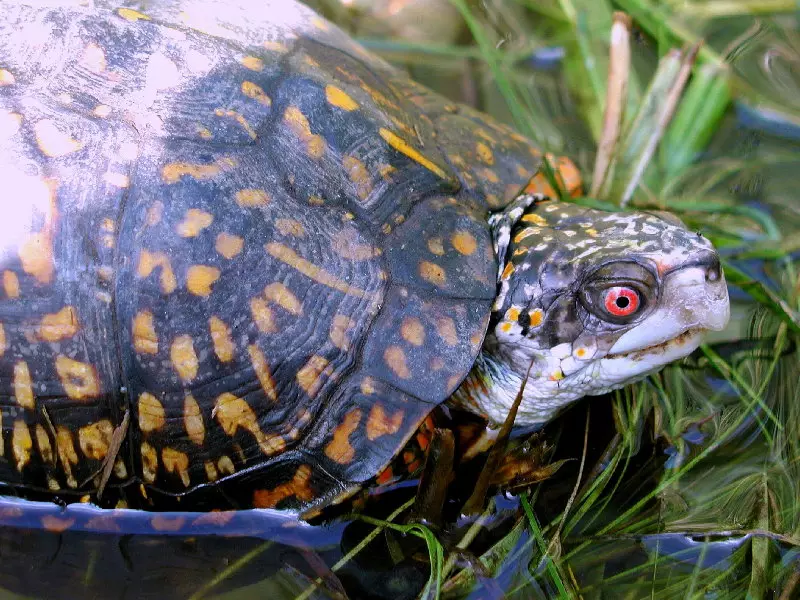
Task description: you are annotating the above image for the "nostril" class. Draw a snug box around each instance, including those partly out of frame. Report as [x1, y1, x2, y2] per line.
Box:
[705, 256, 722, 283]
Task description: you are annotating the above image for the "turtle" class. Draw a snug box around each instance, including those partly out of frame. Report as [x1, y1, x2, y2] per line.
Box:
[0, 0, 730, 517]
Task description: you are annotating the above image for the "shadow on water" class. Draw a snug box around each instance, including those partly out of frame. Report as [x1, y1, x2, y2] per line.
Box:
[2, 3, 800, 600]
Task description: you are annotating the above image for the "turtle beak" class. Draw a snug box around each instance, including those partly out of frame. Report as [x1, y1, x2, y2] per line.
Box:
[608, 253, 729, 356]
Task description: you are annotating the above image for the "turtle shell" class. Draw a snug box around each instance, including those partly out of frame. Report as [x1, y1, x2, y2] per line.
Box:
[0, 0, 577, 512]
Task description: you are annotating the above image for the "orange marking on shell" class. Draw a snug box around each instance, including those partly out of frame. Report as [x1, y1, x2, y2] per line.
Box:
[378, 128, 447, 179]
[264, 282, 302, 315]
[247, 344, 278, 402]
[132, 310, 158, 355]
[209, 316, 235, 363]
[427, 237, 445, 256]
[78, 419, 113, 460]
[451, 231, 478, 256]
[324, 408, 362, 465]
[0, 110, 21, 140]
[436, 317, 458, 347]
[419, 261, 446, 286]
[55, 356, 100, 400]
[296, 355, 329, 397]
[376, 466, 395, 486]
[325, 85, 359, 111]
[265, 242, 373, 298]
[138, 392, 166, 433]
[204, 461, 218, 481]
[217, 455, 235, 475]
[214, 108, 257, 140]
[241, 81, 272, 106]
[523, 172, 557, 198]
[39, 306, 79, 342]
[117, 7, 150, 21]
[13, 361, 34, 409]
[170, 335, 199, 382]
[176, 209, 213, 237]
[33, 120, 83, 157]
[332, 229, 375, 260]
[252, 464, 314, 508]
[384, 345, 411, 379]
[145, 202, 164, 226]
[0, 69, 15, 85]
[250, 297, 276, 333]
[56, 427, 79, 488]
[18, 231, 55, 285]
[183, 394, 205, 445]
[3, 271, 19, 298]
[400, 317, 425, 346]
[141, 442, 158, 483]
[186, 265, 220, 297]
[214, 392, 285, 455]
[41, 515, 76, 533]
[475, 142, 495, 165]
[35, 424, 53, 464]
[284, 106, 326, 159]
[366, 404, 404, 441]
[137, 250, 177, 293]
[275, 218, 306, 237]
[235, 188, 270, 207]
[151, 515, 187, 531]
[342, 155, 372, 200]
[240, 55, 264, 71]
[162, 447, 191, 487]
[215, 232, 244, 259]
[360, 376, 376, 395]
[12, 420, 32, 471]
[478, 167, 500, 184]
[161, 157, 236, 184]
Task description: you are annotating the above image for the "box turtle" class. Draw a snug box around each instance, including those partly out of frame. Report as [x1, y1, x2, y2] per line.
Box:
[0, 0, 730, 516]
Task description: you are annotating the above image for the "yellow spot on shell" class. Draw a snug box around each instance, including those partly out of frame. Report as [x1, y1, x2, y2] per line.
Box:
[34, 120, 83, 157]
[241, 81, 272, 106]
[266, 242, 373, 298]
[19, 232, 55, 285]
[78, 420, 113, 460]
[361, 377, 376, 395]
[366, 404, 404, 441]
[0, 323, 5, 356]
[324, 408, 361, 465]
[35, 424, 53, 464]
[214, 108, 257, 140]
[384, 345, 411, 379]
[400, 317, 425, 346]
[284, 106, 326, 158]
[56, 427, 79, 487]
[209, 316, 235, 363]
[235, 188, 270, 207]
[176, 209, 213, 237]
[80, 43, 107, 73]
[183, 394, 205, 445]
[451, 231, 478, 256]
[296, 355, 329, 397]
[378, 128, 447, 179]
[475, 142, 494, 165]
[214, 392, 284, 455]
[56, 356, 100, 400]
[325, 85, 358, 111]
[137, 250, 177, 294]
[263, 40, 288, 53]
[186, 265, 220, 297]
[39, 306, 79, 342]
[3, 271, 19, 298]
[117, 7, 150, 21]
[427, 238, 445, 256]
[138, 392, 166, 433]
[161, 157, 236, 184]
[275, 218, 306, 237]
[240, 55, 264, 71]
[436, 317, 459, 346]
[170, 335, 199, 382]
[204, 461, 218, 481]
[162, 447, 191, 487]
[250, 297, 276, 333]
[0, 69, 15, 85]
[141, 442, 158, 483]
[132, 310, 158, 354]
[252, 464, 313, 508]
[329, 315, 355, 350]
[13, 362, 34, 409]
[264, 282, 302, 315]
[342, 155, 372, 201]
[103, 172, 129, 187]
[215, 232, 244, 259]
[12, 421, 32, 471]
[247, 344, 278, 402]
[419, 261, 446, 286]
[333, 229, 376, 260]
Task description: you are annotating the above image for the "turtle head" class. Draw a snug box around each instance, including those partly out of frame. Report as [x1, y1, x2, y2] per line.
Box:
[481, 197, 729, 426]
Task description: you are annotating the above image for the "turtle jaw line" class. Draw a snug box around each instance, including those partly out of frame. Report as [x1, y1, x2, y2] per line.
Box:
[605, 326, 705, 360]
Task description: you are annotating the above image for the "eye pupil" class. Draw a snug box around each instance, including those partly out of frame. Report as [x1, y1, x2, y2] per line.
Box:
[616, 297, 629, 308]
[602, 287, 640, 318]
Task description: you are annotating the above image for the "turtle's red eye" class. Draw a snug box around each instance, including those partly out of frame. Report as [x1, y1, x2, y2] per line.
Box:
[603, 287, 640, 317]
